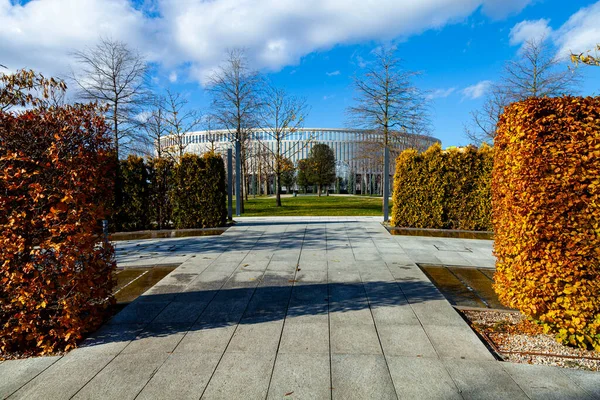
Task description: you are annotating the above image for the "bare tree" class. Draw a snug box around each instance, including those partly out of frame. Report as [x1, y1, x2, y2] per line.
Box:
[141, 98, 168, 159]
[160, 89, 202, 160]
[208, 49, 262, 214]
[466, 37, 580, 144]
[347, 46, 429, 221]
[71, 37, 151, 158]
[257, 83, 310, 206]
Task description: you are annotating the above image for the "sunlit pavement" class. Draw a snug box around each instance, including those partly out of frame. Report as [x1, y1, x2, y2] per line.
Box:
[1, 217, 598, 399]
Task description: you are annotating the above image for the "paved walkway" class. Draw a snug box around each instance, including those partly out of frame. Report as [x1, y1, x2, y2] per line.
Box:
[1, 217, 598, 399]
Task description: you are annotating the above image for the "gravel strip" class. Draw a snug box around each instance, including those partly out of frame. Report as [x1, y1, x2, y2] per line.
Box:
[462, 309, 600, 371]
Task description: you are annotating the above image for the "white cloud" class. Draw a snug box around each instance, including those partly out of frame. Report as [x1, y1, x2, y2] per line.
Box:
[0, 0, 151, 76]
[553, 1, 600, 57]
[326, 70, 340, 76]
[426, 87, 456, 100]
[168, 71, 178, 83]
[509, 19, 552, 46]
[507, 2, 600, 57]
[0, 0, 536, 84]
[323, 94, 335, 101]
[462, 81, 492, 99]
[481, 0, 532, 19]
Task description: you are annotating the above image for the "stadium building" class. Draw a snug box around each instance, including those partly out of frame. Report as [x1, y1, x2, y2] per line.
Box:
[160, 128, 439, 194]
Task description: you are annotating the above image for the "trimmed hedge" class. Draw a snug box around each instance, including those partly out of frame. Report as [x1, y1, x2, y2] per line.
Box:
[116, 155, 150, 231]
[171, 152, 227, 229]
[148, 157, 173, 230]
[113, 153, 225, 231]
[493, 96, 600, 351]
[391, 143, 493, 231]
[0, 104, 116, 356]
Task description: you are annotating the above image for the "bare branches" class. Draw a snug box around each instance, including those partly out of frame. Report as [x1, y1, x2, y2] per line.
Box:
[466, 37, 581, 145]
[71, 37, 152, 157]
[140, 97, 168, 159]
[347, 47, 430, 148]
[160, 90, 202, 160]
[208, 48, 262, 142]
[207, 48, 262, 210]
[256, 83, 310, 205]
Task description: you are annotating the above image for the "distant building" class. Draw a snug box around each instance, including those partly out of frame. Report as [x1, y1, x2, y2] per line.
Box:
[160, 128, 439, 194]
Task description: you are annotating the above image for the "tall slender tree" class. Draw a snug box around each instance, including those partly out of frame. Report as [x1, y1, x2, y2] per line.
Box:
[208, 49, 262, 214]
[466, 37, 581, 144]
[141, 97, 168, 159]
[257, 83, 310, 206]
[71, 37, 151, 158]
[160, 89, 202, 160]
[347, 46, 429, 221]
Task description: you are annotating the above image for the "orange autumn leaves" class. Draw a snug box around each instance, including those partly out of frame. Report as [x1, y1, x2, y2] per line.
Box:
[493, 96, 600, 351]
[391, 144, 493, 231]
[0, 102, 116, 356]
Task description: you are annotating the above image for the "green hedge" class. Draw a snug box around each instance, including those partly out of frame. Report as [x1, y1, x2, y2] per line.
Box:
[148, 157, 174, 230]
[114, 152, 226, 231]
[171, 153, 227, 229]
[391, 143, 492, 231]
[117, 155, 150, 231]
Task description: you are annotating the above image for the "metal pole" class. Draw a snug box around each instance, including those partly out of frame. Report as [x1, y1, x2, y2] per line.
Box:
[227, 148, 233, 221]
[383, 146, 390, 222]
[235, 140, 241, 217]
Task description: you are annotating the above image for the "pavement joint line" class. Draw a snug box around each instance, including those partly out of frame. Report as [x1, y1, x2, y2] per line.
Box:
[264, 223, 308, 399]
[131, 226, 272, 400]
[76, 227, 270, 400]
[197, 224, 293, 400]
[372, 225, 469, 399]
[343, 221, 400, 400]
[325, 224, 333, 400]
[5, 355, 63, 399]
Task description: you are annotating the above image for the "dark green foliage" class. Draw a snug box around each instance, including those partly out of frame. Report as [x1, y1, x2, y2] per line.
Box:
[307, 143, 336, 196]
[148, 157, 173, 230]
[171, 153, 227, 229]
[391, 143, 492, 231]
[297, 159, 311, 192]
[117, 155, 150, 231]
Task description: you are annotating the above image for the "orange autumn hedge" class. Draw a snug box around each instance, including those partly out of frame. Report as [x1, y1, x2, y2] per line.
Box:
[391, 143, 493, 231]
[0, 103, 116, 357]
[493, 96, 600, 351]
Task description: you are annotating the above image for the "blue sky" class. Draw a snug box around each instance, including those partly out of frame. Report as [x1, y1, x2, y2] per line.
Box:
[2, 0, 599, 146]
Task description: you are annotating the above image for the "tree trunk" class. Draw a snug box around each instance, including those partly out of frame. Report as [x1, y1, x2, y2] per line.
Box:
[276, 172, 282, 207]
[317, 185, 321, 197]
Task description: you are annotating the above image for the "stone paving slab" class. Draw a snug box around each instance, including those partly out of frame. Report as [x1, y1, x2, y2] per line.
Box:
[1, 216, 598, 400]
[331, 354, 397, 400]
[267, 353, 330, 400]
[0, 356, 60, 399]
[9, 355, 114, 400]
[136, 352, 222, 400]
[386, 356, 462, 400]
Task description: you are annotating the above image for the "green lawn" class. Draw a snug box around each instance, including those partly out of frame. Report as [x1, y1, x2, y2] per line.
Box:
[232, 195, 391, 217]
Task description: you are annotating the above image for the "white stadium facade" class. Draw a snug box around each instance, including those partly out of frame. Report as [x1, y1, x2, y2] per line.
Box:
[160, 128, 439, 194]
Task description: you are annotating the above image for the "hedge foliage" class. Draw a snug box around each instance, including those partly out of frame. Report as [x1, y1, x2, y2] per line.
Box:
[116, 155, 150, 231]
[171, 153, 227, 229]
[493, 96, 600, 351]
[0, 104, 116, 356]
[391, 143, 493, 231]
[114, 152, 226, 231]
[148, 157, 173, 230]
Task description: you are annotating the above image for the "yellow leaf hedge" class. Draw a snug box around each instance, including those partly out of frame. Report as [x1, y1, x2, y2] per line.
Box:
[493, 96, 600, 351]
[391, 143, 493, 231]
